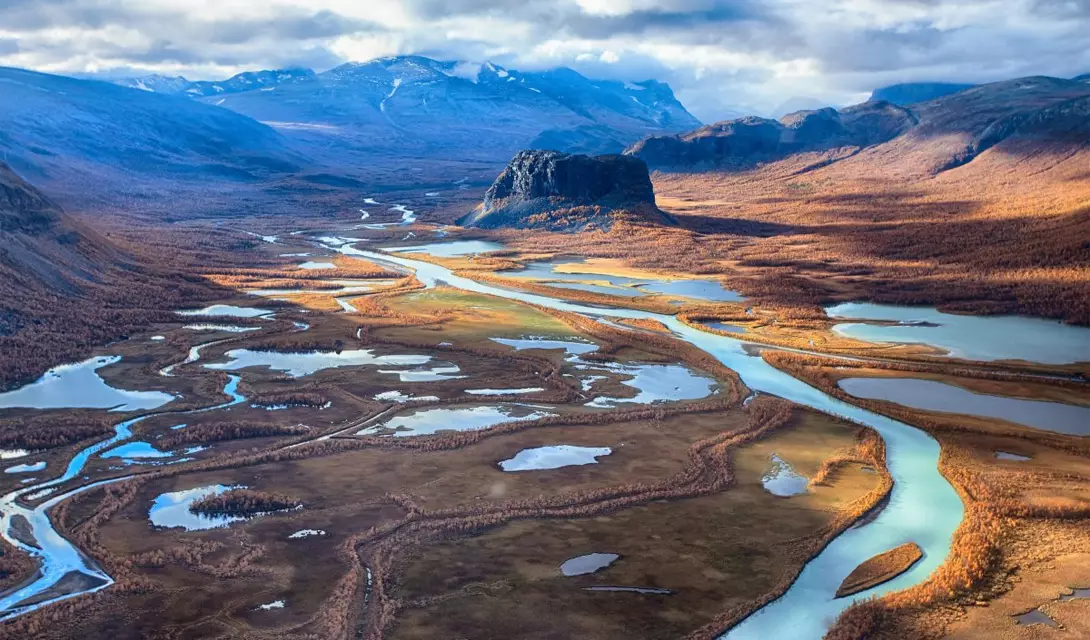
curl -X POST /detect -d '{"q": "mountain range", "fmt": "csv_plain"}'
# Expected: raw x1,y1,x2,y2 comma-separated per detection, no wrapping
626,76,1090,175
111,56,701,159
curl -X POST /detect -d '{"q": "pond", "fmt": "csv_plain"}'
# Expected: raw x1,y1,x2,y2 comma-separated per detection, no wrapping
4,461,46,474
838,377,1090,436
298,261,336,270
204,349,432,378
560,552,619,576
377,363,465,382
506,258,744,303
466,387,545,396
585,363,717,407
491,337,599,356
702,321,746,334
183,324,261,333
148,484,247,531
101,441,173,461
826,302,1090,364
357,405,554,437
499,445,612,471
761,454,809,497
0,356,175,412
176,305,272,319
386,239,505,257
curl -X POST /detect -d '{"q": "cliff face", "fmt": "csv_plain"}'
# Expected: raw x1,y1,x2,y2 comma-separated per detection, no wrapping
461,150,672,231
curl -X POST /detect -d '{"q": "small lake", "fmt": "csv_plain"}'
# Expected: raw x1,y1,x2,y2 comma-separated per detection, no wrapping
838,377,1090,436
491,337,599,356
149,485,247,531
702,321,746,334
499,445,612,471
466,387,545,396
560,552,619,576
386,240,505,257
183,324,261,333
546,282,646,298
102,441,173,461
826,303,1090,364
298,261,336,270
357,405,553,437
176,305,272,319
205,349,431,378
5,461,45,474
585,363,717,407
373,390,440,403
762,454,809,497
506,258,743,303
377,363,465,382
636,280,743,302
0,356,175,412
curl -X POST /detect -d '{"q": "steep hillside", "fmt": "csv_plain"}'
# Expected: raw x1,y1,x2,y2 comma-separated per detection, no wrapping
170,57,699,158
0,162,122,294
874,76,1090,174
869,82,975,105
0,67,303,209
0,162,216,387
627,101,915,169
629,76,1090,175
460,150,673,231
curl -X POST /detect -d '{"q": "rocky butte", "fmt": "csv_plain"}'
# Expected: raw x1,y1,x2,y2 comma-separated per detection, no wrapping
459,149,675,231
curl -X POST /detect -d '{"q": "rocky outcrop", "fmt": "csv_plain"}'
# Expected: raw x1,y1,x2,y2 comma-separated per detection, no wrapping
626,101,916,169
460,150,672,231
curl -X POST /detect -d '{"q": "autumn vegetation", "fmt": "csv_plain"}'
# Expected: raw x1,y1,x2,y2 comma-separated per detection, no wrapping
188,489,301,516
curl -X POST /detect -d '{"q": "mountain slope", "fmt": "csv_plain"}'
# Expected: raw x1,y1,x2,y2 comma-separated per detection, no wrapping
0,161,113,295
0,67,303,207
869,82,975,105
178,56,700,158
627,101,916,169
628,76,1090,175
0,161,219,388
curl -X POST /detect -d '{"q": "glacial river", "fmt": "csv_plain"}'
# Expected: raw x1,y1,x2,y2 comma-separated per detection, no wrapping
330,244,965,639
0,241,975,637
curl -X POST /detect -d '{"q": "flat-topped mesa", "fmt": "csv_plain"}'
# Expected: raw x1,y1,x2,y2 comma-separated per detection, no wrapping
459,150,675,231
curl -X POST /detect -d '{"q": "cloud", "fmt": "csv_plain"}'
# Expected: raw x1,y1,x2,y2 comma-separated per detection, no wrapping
1,0,1088,121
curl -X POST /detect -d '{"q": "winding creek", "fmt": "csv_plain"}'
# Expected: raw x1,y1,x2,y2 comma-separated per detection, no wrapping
0,370,245,620
7,236,1086,636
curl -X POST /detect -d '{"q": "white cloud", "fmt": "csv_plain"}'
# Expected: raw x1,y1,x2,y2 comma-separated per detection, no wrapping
1,0,1088,121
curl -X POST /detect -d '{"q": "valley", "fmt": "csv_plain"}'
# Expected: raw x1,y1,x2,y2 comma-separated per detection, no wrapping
0,58,1088,640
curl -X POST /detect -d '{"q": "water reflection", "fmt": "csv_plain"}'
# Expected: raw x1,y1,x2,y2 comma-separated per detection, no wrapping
0,356,175,412
839,377,1090,436
357,405,553,437
761,454,809,497
560,552,619,576
826,303,1090,364
499,445,612,471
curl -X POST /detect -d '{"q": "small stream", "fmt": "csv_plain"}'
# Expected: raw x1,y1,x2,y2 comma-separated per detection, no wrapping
0,367,245,619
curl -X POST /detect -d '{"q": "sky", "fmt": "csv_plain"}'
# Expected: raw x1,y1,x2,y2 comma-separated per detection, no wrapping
1,0,1089,121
